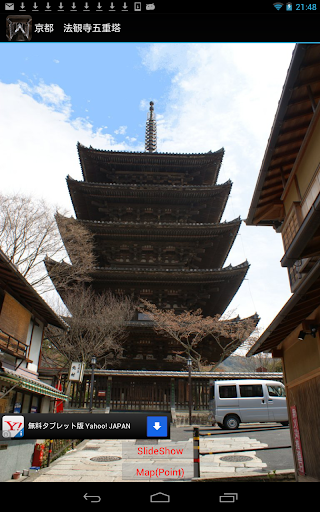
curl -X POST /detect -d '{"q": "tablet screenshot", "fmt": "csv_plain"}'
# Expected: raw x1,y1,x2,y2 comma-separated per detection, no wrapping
0,5,319,505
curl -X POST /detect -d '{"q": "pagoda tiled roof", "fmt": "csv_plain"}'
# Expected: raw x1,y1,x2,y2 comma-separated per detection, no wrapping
90,261,248,276
46,258,248,318
90,262,249,317
56,214,241,272
76,216,241,235
66,176,232,223
77,142,225,186
67,175,231,192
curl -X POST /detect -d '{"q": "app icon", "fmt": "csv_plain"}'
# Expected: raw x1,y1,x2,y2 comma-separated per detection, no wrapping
6,14,32,41
2,415,24,438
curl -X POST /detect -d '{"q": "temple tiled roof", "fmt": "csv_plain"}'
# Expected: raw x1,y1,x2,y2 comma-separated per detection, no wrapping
56,214,241,271
46,257,249,317
67,176,232,224
77,142,225,186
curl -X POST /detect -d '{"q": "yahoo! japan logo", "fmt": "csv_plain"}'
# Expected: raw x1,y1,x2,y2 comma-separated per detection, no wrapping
2,416,24,438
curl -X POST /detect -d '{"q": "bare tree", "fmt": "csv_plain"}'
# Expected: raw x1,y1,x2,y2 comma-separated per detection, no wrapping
139,299,258,371
45,213,97,292
0,194,63,288
0,193,96,293
45,285,135,368
240,349,283,373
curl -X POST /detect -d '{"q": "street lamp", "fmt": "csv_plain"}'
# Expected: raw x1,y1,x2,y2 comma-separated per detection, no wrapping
89,356,97,413
187,357,192,425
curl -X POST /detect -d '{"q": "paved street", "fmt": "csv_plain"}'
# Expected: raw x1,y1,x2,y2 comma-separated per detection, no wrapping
198,424,295,475
20,424,294,483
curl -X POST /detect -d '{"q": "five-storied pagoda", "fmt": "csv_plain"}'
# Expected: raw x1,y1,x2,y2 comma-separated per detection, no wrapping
45,102,257,413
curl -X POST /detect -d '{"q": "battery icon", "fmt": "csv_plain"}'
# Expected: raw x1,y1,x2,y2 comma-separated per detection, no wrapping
286,2,293,9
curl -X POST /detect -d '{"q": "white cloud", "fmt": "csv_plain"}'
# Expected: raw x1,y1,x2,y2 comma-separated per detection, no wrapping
18,79,72,116
114,125,127,135
139,98,150,110
0,80,133,212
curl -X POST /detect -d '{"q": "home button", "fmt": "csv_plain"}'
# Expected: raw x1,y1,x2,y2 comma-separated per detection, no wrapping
150,492,170,503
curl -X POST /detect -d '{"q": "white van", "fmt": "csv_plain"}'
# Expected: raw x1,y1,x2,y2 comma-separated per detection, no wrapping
209,379,288,429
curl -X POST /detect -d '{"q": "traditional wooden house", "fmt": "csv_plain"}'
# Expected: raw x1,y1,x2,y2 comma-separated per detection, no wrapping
246,43,320,482
0,248,68,481
45,101,258,416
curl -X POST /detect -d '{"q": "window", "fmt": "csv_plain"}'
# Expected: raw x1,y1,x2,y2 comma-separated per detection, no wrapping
22,393,31,413
219,385,237,398
239,385,263,397
30,394,41,413
140,289,153,296
13,392,23,413
267,384,286,397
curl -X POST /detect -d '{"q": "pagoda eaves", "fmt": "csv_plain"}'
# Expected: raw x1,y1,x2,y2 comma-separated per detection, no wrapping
47,259,249,318
56,214,241,271
66,176,232,224
77,142,225,186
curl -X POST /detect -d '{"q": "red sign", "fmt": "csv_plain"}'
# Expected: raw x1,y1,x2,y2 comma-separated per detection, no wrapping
290,405,305,476
55,382,64,413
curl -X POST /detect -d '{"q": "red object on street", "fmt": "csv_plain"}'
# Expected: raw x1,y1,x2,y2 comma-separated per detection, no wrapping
32,443,45,467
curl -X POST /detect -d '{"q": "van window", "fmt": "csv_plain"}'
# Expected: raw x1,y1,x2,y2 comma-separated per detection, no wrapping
267,384,286,397
239,384,263,397
219,385,237,398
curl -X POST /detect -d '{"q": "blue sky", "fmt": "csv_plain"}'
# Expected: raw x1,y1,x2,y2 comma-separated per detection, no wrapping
0,42,297,340
1,43,170,144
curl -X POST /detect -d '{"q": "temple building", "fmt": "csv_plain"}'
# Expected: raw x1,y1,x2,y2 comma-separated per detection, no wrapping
44,101,259,417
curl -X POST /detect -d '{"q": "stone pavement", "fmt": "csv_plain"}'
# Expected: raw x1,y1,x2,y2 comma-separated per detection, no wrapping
17,426,284,483
198,435,268,477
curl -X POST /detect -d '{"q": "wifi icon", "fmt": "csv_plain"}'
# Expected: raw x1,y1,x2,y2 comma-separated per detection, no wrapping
273,2,284,8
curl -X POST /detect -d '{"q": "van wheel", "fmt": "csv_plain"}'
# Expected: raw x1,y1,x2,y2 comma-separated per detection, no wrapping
223,415,240,430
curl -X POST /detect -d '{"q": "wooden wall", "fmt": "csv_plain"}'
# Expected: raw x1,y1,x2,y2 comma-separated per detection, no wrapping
0,292,31,342
287,372,320,481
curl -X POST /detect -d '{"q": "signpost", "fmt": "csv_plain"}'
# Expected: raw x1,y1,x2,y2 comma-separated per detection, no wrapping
68,362,84,382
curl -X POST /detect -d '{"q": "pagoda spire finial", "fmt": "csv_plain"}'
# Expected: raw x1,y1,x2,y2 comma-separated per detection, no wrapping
145,101,157,153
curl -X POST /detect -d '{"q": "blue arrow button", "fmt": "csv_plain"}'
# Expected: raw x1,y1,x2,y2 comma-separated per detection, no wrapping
147,416,168,437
